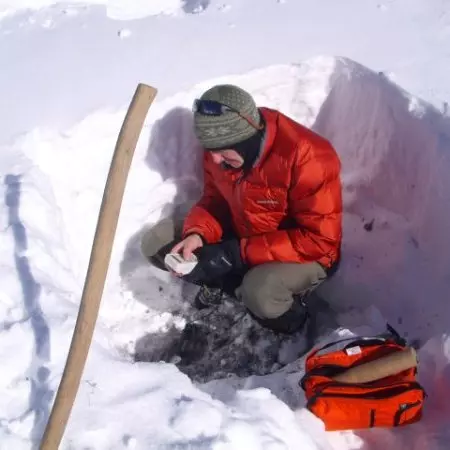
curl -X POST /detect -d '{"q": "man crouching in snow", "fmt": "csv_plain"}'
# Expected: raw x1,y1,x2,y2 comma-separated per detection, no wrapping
146,84,342,335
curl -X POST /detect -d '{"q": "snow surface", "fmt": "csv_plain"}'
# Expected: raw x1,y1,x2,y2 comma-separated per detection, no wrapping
1,1,450,449
0,0,189,21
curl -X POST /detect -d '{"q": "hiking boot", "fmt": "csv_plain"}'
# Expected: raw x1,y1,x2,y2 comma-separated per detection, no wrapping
194,285,224,310
255,295,310,334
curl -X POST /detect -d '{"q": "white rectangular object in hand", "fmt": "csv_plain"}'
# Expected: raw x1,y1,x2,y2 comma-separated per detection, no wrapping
164,252,198,275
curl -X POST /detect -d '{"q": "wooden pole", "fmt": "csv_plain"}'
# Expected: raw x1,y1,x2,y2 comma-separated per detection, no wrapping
40,83,158,449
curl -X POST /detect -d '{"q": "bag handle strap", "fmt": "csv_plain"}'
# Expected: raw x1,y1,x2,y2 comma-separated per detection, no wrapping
307,323,406,360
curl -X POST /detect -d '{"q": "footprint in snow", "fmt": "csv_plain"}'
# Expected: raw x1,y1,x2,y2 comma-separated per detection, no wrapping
41,18,54,29
377,1,396,12
122,434,137,448
62,8,79,17
118,29,132,39
183,0,211,14
218,4,231,12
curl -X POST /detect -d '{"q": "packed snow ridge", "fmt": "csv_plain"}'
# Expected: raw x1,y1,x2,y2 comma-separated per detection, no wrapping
0,0,214,21
2,55,450,449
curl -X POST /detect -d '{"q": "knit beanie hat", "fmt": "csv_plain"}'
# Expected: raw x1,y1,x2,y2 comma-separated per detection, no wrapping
193,84,261,150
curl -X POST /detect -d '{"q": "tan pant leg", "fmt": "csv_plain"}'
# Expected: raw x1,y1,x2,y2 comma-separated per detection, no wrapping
140,217,183,270
236,262,327,319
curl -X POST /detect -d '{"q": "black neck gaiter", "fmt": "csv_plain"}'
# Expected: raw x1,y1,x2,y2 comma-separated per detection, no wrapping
220,117,266,173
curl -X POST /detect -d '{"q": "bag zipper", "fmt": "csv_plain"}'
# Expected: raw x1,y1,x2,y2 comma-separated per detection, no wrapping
300,347,408,390
300,364,346,389
299,337,414,390
307,382,425,409
370,409,376,427
393,400,423,426
307,323,407,361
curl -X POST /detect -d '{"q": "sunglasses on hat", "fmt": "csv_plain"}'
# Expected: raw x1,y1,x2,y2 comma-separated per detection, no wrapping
193,99,263,131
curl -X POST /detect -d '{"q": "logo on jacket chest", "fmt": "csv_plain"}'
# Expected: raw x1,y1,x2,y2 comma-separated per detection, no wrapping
255,199,280,205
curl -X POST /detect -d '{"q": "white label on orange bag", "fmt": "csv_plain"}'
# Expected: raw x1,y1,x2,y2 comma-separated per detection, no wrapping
346,346,362,356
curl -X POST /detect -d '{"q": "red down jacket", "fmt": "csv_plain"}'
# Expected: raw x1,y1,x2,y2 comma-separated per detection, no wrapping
183,107,342,270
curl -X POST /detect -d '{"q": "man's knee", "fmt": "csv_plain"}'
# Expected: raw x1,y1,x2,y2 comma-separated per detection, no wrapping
237,265,292,319
140,217,183,269
237,262,327,320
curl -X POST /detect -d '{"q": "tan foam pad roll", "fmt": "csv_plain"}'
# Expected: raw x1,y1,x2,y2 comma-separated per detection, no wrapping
332,347,418,384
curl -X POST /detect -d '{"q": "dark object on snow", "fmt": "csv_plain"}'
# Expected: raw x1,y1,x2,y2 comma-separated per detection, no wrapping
363,219,375,231
177,323,209,363
194,283,311,336
194,285,224,309
133,291,338,383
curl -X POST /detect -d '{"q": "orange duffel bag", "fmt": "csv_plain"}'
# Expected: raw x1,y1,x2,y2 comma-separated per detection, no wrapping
300,325,427,431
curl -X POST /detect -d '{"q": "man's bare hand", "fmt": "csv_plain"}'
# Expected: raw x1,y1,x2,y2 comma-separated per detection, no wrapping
171,234,203,260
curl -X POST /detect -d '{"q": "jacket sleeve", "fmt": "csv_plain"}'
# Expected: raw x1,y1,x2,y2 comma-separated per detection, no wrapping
182,154,229,244
240,140,342,268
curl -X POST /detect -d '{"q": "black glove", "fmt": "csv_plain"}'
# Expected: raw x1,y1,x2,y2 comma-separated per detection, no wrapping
184,239,244,284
